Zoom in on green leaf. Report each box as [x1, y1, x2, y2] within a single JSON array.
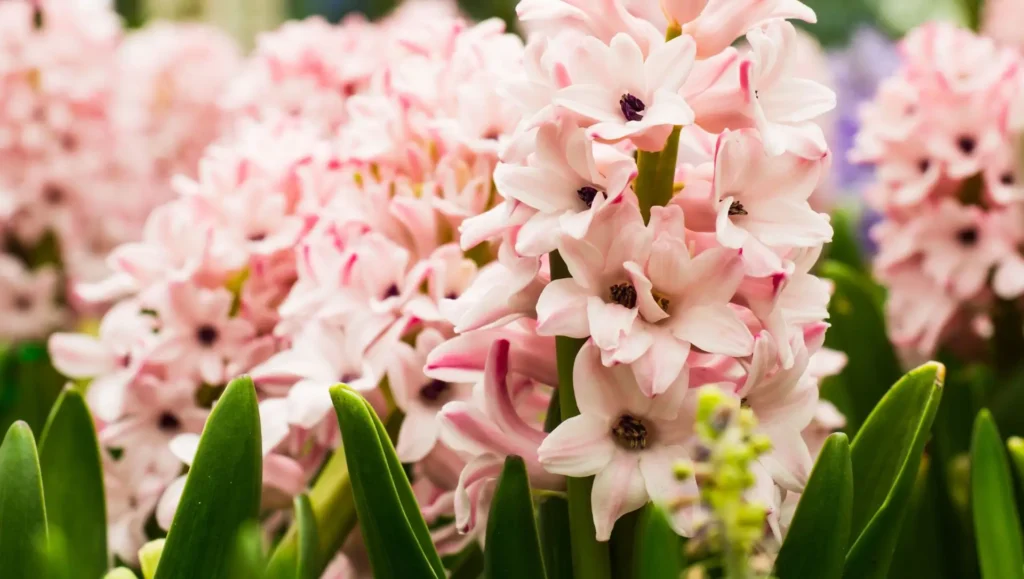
[[635, 505, 684, 579], [265, 444, 357, 578], [295, 494, 319, 579], [154, 376, 262, 579], [329, 386, 442, 579], [1008, 437, 1024, 489], [485, 456, 547, 579], [229, 521, 266, 579], [539, 395, 574, 579], [0, 421, 47, 579], [819, 261, 902, 435], [844, 362, 945, 579], [886, 457, 946, 579], [775, 433, 853, 579], [38, 389, 107, 579], [971, 411, 1024, 579], [826, 205, 868, 274], [0, 342, 67, 437]]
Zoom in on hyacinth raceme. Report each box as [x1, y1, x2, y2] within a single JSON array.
[[853, 22, 1024, 359], [46, 0, 843, 572], [0, 0, 239, 343]]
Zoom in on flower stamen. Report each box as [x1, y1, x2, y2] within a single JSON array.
[[609, 282, 638, 309], [612, 414, 648, 450], [619, 94, 646, 122]]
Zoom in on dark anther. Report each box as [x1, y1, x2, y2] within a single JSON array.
[[419, 379, 452, 404], [956, 227, 979, 246], [728, 201, 748, 216], [196, 324, 219, 346], [13, 294, 32, 311], [957, 136, 976, 155], [383, 284, 400, 299], [158, 412, 181, 432], [612, 415, 649, 450], [43, 184, 65, 205], [609, 283, 638, 309], [918, 159, 931, 173], [577, 186, 602, 209], [619, 93, 646, 122], [1002, 173, 1016, 186]]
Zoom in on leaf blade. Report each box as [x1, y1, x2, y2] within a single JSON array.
[[296, 494, 319, 579], [484, 455, 547, 579], [0, 421, 47, 579], [635, 505, 684, 579], [154, 376, 262, 579], [38, 389, 108, 579], [329, 386, 440, 579], [775, 433, 853, 579], [972, 411, 1024, 579], [843, 362, 945, 579]]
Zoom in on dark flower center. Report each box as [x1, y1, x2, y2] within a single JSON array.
[[651, 291, 670, 314], [619, 94, 646, 122], [158, 412, 181, 432], [577, 186, 602, 209], [957, 136, 976, 155], [609, 282, 638, 309], [918, 159, 931, 173], [956, 227, 979, 246], [12, 294, 32, 311], [196, 324, 219, 346], [340, 373, 361, 385], [728, 201, 748, 216], [383, 284, 400, 299], [248, 232, 267, 242], [43, 184, 65, 205], [1002, 173, 1016, 186], [612, 414, 648, 450], [419, 379, 452, 404]]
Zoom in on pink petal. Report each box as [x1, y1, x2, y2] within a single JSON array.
[[263, 454, 307, 496], [673, 304, 754, 356], [156, 476, 187, 531], [536, 279, 592, 338], [591, 453, 648, 541], [537, 414, 616, 477], [396, 410, 440, 463], [48, 333, 115, 378], [482, 340, 547, 447], [587, 297, 637, 351]]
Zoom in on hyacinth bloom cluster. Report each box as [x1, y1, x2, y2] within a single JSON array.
[[0, 0, 239, 341], [853, 23, 1024, 358], [46, 0, 845, 570]]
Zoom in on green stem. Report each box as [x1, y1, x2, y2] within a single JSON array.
[[609, 509, 641, 579], [723, 543, 750, 579], [634, 127, 682, 224], [550, 251, 611, 579]]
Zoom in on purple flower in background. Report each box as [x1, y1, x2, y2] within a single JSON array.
[[828, 27, 900, 254]]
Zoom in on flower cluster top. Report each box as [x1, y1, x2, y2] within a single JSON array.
[[0, 0, 240, 341], [46, 0, 843, 572], [854, 23, 1024, 358]]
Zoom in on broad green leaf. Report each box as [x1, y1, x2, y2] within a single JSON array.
[[0, 342, 67, 437], [485, 456, 547, 579], [154, 376, 262, 579], [819, 261, 901, 435], [296, 494, 319, 579], [0, 421, 47, 579], [38, 389, 107, 579], [635, 505, 684, 579], [775, 433, 853, 579], [446, 544, 484, 579], [886, 457, 945, 579], [844, 362, 944, 579], [329, 386, 442, 579], [971, 411, 1024, 579], [37, 528, 73, 579]]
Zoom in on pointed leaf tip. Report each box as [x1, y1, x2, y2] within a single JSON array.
[[972, 411, 1024, 579]]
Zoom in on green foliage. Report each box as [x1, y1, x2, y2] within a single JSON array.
[[0, 342, 68, 437], [154, 376, 262, 579], [484, 456, 547, 579], [844, 363, 944, 579], [329, 385, 444, 578], [775, 433, 853, 579], [0, 421, 48, 579], [826, 206, 869, 275], [39, 389, 108, 579], [971, 412, 1024, 579], [635, 506, 684, 579], [819, 261, 901, 435], [295, 494, 320, 579]]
